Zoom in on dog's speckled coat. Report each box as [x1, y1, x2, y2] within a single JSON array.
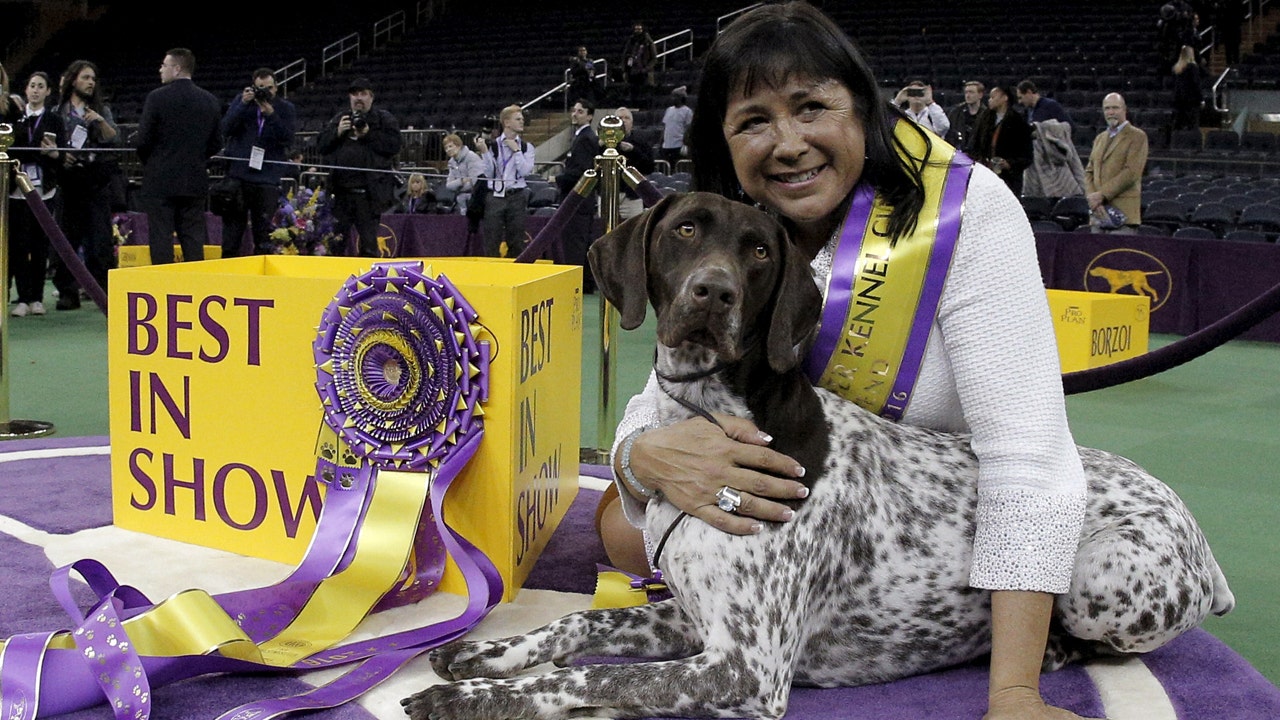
[[402, 193, 1233, 720]]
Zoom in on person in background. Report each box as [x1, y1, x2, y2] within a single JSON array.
[[443, 132, 484, 215], [1085, 92, 1148, 233], [53, 59, 119, 308], [476, 104, 535, 257], [567, 45, 597, 105], [972, 84, 1033, 197], [557, 98, 600, 292], [945, 80, 986, 153], [1171, 45, 1206, 131], [394, 172, 434, 214], [1016, 80, 1072, 127], [316, 77, 402, 257], [622, 21, 657, 108], [136, 48, 223, 265], [895, 79, 950, 137], [611, 105, 656, 220], [218, 67, 296, 257], [597, 5, 1092, 719], [8, 72, 65, 317], [659, 86, 693, 171], [0, 63, 25, 120]]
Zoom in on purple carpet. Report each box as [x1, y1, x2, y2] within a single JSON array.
[[1, 436, 1278, 719]]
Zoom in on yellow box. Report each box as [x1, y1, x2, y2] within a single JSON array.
[[118, 245, 224, 267], [1046, 289, 1150, 373], [108, 255, 583, 601]]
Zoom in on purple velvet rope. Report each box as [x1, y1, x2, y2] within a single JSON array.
[[20, 187, 108, 315], [1063, 277, 1280, 394], [514, 178, 665, 264]]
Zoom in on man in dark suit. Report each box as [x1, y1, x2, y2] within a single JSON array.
[[136, 47, 223, 264], [972, 84, 1033, 197], [557, 98, 600, 291]]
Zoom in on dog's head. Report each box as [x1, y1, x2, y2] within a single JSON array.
[[587, 192, 823, 373]]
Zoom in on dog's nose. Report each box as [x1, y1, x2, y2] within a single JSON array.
[[688, 268, 737, 312]]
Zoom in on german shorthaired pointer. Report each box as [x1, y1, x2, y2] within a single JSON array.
[[402, 192, 1234, 720]]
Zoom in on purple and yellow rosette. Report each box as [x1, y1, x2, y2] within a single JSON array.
[[314, 260, 489, 472]]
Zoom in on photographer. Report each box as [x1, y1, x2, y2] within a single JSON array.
[[475, 104, 535, 257], [218, 67, 296, 257], [317, 77, 402, 257], [894, 79, 950, 137]]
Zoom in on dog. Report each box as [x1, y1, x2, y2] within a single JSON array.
[[402, 192, 1234, 720], [1088, 266, 1162, 302]]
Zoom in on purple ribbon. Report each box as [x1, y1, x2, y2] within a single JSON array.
[[0, 262, 499, 718]]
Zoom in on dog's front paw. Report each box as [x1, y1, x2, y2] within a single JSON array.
[[400, 681, 539, 720], [429, 639, 515, 680]]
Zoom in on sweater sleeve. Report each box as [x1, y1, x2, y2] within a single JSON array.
[[936, 166, 1087, 593]]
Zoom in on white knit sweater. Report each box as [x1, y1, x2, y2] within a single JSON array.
[[612, 164, 1087, 594]]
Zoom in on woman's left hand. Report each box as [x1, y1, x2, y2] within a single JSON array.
[[984, 686, 1106, 720]]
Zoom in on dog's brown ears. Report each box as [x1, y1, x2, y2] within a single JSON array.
[[587, 194, 677, 330], [766, 228, 824, 373]]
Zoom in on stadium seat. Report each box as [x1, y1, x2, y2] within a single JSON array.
[[1188, 202, 1236, 236], [1172, 225, 1217, 239], [1237, 203, 1280, 239], [1223, 228, 1269, 243], [1051, 195, 1093, 231], [1170, 129, 1204, 153], [1202, 130, 1241, 156], [1142, 199, 1190, 233], [1030, 219, 1065, 233]]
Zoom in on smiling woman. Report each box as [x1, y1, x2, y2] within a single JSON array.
[[597, 2, 1104, 719]]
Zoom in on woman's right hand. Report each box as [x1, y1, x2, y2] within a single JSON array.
[[627, 415, 809, 535]]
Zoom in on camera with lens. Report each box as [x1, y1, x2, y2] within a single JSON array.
[[478, 114, 498, 135], [350, 111, 368, 131], [906, 87, 926, 98], [251, 85, 273, 102]]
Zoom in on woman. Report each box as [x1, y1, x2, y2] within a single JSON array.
[[394, 172, 434, 214], [0, 63, 25, 121], [8, 71, 65, 317], [1171, 45, 1205, 131], [971, 84, 1033, 198], [597, 4, 1090, 719], [443, 132, 485, 215]]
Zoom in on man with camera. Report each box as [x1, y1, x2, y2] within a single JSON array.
[[475, 104, 536, 257], [217, 67, 296, 257], [317, 77, 402, 257], [895, 79, 950, 138]]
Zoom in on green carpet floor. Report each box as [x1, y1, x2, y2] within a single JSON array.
[[5, 284, 1277, 685]]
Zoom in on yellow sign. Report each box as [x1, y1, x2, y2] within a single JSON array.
[[1046, 289, 1150, 373], [107, 255, 583, 601]]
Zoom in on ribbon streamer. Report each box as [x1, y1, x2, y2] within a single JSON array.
[[0, 261, 498, 718]]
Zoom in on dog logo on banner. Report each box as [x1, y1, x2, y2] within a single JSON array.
[[1083, 248, 1171, 312]]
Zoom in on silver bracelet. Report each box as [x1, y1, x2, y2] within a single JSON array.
[[618, 430, 660, 500]]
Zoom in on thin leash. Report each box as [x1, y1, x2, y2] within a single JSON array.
[[646, 351, 738, 571]]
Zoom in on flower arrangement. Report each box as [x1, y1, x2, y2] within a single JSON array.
[[270, 185, 339, 255]]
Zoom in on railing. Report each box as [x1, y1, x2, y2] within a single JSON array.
[[322, 33, 361, 76], [717, 3, 763, 34], [374, 10, 407, 49], [1212, 67, 1233, 115], [559, 58, 610, 110], [276, 59, 307, 97], [653, 29, 693, 71]]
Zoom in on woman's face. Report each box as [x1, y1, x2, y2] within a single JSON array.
[[409, 176, 426, 195], [25, 76, 49, 105], [723, 76, 864, 235]]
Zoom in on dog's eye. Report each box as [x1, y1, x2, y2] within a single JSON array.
[[676, 222, 695, 239], [754, 244, 769, 260]]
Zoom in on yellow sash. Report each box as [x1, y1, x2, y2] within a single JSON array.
[[802, 122, 973, 419]]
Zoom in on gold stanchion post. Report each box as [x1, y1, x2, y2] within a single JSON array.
[[0, 123, 56, 439], [580, 115, 627, 465]]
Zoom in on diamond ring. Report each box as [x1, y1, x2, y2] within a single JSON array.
[[715, 486, 742, 514]]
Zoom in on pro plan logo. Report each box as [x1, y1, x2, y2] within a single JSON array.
[[1083, 248, 1171, 312]]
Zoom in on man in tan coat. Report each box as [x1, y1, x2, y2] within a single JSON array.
[[1084, 92, 1149, 232]]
